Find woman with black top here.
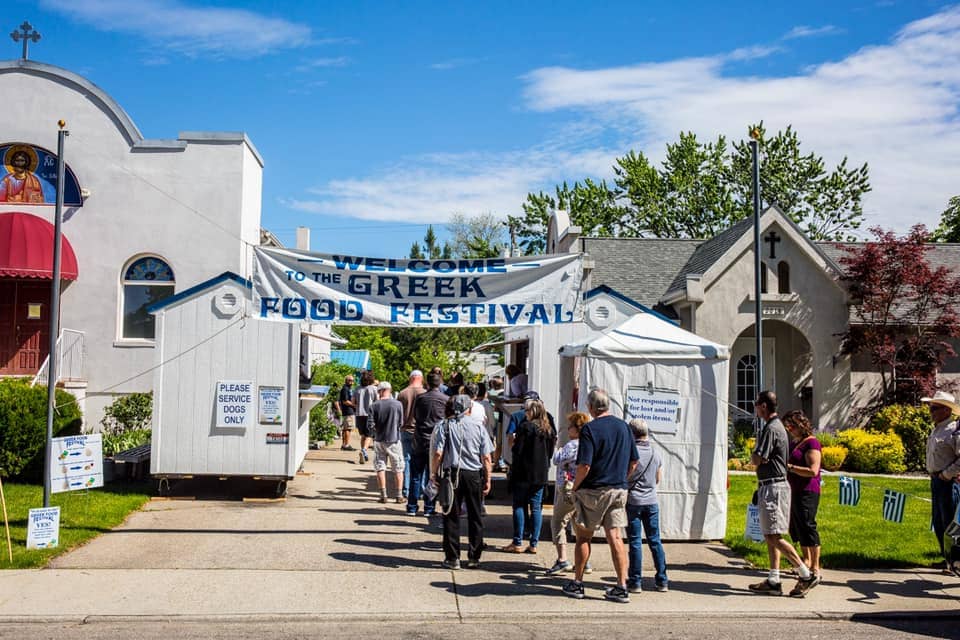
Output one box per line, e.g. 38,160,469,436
501,399,557,553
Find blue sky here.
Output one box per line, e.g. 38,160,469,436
10,0,960,256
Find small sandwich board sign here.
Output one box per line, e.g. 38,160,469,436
27,506,61,549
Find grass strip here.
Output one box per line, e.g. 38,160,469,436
0,481,150,569
724,474,943,569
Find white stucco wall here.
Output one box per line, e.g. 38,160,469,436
691,220,851,429
1,61,262,428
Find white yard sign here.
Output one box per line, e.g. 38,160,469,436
51,433,104,493
624,385,682,435
26,506,61,549
215,380,255,428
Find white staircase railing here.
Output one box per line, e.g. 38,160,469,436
31,329,85,387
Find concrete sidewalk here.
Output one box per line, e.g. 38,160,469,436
0,448,958,623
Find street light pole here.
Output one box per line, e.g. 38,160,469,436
43,121,68,509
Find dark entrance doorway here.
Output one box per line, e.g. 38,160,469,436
0,280,50,375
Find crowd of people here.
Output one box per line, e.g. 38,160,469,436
327,368,960,602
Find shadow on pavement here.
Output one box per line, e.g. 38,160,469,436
845,577,960,602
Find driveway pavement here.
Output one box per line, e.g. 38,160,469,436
0,448,957,622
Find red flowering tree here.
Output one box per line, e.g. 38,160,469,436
839,225,960,408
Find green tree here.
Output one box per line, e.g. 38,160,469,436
516,123,871,252
446,212,506,258
409,225,453,259
932,195,960,242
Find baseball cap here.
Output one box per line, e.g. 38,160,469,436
409,369,423,379
522,390,540,401
377,381,392,392
452,394,472,417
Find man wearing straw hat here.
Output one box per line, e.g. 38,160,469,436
921,390,960,570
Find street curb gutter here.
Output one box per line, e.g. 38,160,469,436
1,610,958,625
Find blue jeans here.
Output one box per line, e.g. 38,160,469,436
400,431,415,497
511,484,545,547
406,448,435,514
626,503,668,588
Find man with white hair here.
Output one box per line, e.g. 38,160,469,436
369,381,405,504
922,390,960,571
563,388,638,603
625,418,668,593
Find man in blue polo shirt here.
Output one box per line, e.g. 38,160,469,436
563,388,638,603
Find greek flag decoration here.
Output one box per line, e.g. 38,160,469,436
882,489,906,523
838,475,860,506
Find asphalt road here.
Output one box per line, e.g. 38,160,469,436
1,617,957,640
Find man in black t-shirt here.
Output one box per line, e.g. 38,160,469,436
406,373,448,516
337,375,356,451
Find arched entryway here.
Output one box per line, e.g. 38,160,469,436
730,319,813,422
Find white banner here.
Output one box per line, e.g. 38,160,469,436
253,247,584,327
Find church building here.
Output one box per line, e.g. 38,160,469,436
536,207,960,429
0,53,263,426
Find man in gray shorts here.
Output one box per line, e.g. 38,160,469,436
749,390,818,597
562,389,638,603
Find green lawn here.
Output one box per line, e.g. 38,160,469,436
0,481,151,569
724,474,943,570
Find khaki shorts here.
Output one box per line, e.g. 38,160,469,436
341,415,356,430
574,487,628,533
758,481,791,535
373,441,404,472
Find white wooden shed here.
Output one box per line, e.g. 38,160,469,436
148,272,313,492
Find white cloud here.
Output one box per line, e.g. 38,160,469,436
295,57,351,72
783,25,842,40
292,6,960,234
41,0,312,57
519,5,960,234
430,57,485,70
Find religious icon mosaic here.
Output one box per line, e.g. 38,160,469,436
0,142,82,205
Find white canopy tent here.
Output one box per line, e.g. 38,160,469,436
559,310,731,540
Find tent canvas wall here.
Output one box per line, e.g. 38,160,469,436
559,310,730,540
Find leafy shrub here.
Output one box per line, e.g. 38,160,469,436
836,428,906,474
816,431,840,448
103,429,151,457
101,393,152,435
0,378,83,479
727,458,744,471
728,418,755,459
820,445,848,471
867,404,931,472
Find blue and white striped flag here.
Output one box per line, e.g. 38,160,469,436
838,475,860,506
882,489,906,523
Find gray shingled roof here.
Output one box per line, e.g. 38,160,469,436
580,236,699,308
582,228,960,311
663,217,755,297
819,242,960,276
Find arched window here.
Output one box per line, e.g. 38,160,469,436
778,261,791,293
736,354,758,414
760,265,768,294
120,256,175,340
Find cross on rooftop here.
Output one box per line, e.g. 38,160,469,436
10,21,41,60
764,230,781,259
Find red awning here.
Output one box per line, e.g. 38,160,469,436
0,212,78,280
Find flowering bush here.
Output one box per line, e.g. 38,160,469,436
868,404,931,472
820,445,848,471
836,428,906,474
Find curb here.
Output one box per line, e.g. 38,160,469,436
1,609,958,625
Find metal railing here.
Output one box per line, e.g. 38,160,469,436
31,328,85,387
